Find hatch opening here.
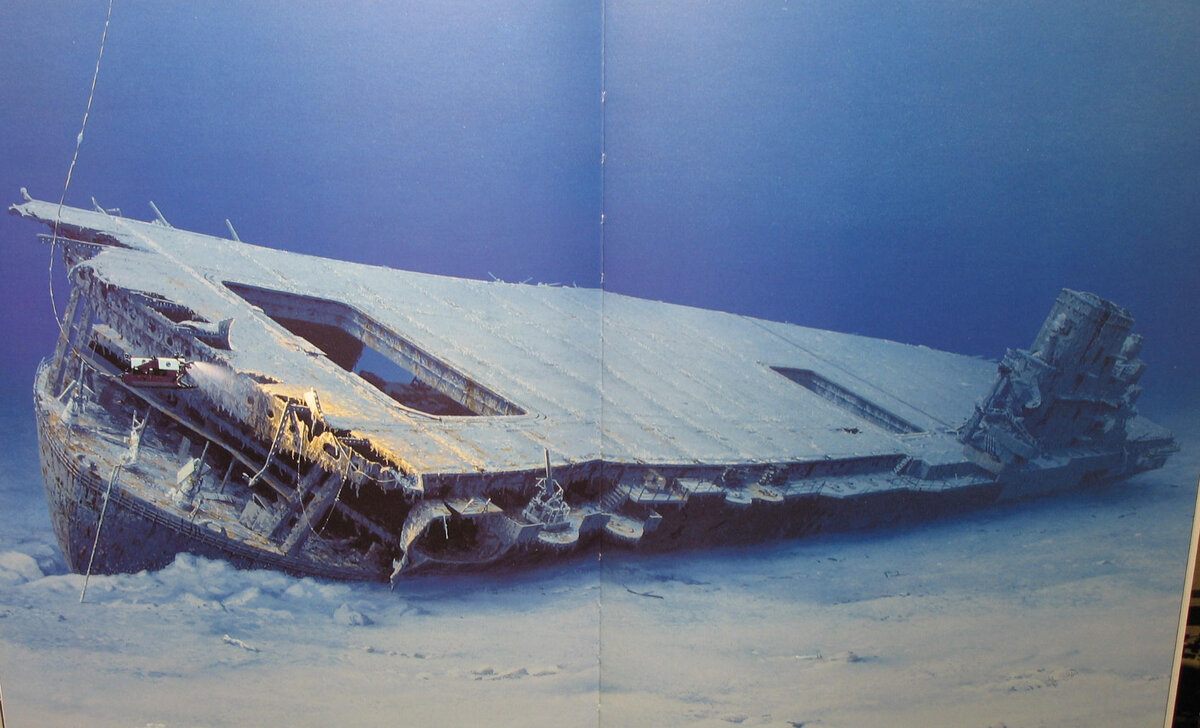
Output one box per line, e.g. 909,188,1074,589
771,367,922,435
225,282,524,417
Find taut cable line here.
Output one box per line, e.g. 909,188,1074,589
49,0,115,338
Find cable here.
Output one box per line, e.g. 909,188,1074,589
80,464,121,603
49,0,116,335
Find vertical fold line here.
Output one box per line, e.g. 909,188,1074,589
597,4,609,726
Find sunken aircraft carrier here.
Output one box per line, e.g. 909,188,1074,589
10,191,1178,583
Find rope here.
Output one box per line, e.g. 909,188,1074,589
49,0,115,337
80,463,121,603
248,405,294,487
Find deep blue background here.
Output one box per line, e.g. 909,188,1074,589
602,1,1200,397
2,1,1197,413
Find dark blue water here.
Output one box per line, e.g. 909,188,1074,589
1,1,1197,409
602,1,1200,390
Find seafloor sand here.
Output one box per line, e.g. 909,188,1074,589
1,394,1196,728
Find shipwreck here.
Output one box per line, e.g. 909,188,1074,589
10,190,1178,583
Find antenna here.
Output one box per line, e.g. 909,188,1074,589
148,200,172,227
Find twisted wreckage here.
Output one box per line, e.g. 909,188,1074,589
11,191,1177,583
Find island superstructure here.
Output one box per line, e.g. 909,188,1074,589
10,191,1177,582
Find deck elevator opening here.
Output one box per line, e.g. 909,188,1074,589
224,281,524,417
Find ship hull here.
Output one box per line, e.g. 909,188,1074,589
629,482,1006,551
34,366,372,582
10,197,1178,583
29,367,1166,582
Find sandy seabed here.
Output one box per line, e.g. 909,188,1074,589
1,396,1196,728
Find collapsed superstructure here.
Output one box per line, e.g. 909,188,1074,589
10,191,1178,582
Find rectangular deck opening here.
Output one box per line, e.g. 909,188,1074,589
225,282,524,417
771,367,922,435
